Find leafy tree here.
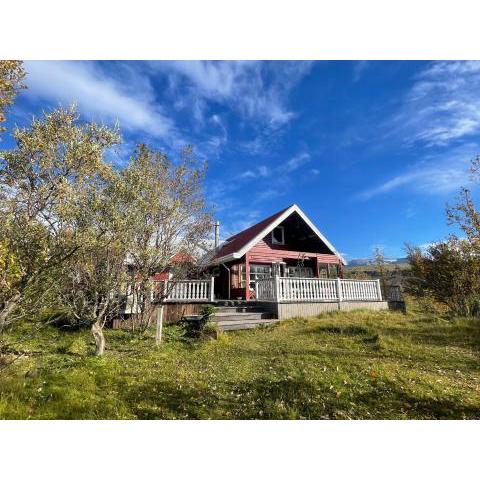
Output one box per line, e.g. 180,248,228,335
406,237,480,316
119,144,212,331
0,61,26,135
372,246,388,294
56,173,129,354
0,106,120,334
407,154,480,316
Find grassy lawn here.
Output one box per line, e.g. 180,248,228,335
1,301,480,419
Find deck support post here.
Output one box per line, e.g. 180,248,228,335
336,277,342,304
210,276,215,302
245,253,251,301
375,279,382,301
273,275,280,302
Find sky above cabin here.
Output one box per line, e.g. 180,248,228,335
3,60,479,260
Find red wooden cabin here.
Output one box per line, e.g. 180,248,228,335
204,204,346,300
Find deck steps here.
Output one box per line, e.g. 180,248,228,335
212,304,279,332
218,318,280,331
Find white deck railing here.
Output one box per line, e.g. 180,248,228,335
153,278,214,302
255,277,382,302
255,278,277,301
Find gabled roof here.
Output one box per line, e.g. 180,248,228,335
208,204,346,265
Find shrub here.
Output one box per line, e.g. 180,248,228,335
406,237,480,317
180,304,217,339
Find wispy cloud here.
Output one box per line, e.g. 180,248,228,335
24,61,177,142
283,152,311,172
352,61,369,82
158,61,312,128
395,60,480,147
240,165,270,179
357,144,476,200
358,61,480,201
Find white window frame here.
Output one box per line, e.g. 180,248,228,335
240,264,272,288
271,225,285,245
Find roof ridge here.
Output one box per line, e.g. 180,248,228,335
225,205,293,241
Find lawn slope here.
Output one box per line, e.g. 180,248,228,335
1,304,480,419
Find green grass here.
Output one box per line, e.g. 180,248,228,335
1,301,480,419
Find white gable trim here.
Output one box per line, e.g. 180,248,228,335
212,204,347,265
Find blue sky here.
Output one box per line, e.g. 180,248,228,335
4,60,480,260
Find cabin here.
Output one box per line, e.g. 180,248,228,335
115,204,388,330
204,204,346,300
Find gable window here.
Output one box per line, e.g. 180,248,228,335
271,226,285,245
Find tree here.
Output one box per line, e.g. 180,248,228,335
56,172,129,355
372,246,387,294
119,144,212,331
0,61,26,135
406,237,480,316
0,105,120,332
406,154,480,316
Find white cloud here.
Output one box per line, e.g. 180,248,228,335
398,60,480,147
357,144,476,200
240,164,270,179
157,61,312,128
24,61,176,141
258,165,269,177
359,61,480,201
283,152,311,172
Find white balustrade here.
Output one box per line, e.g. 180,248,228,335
255,278,276,301
255,277,382,302
153,277,214,302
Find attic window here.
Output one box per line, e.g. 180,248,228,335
271,226,285,245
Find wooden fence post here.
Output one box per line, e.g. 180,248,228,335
210,276,215,302
155,304,164,345
375,279,382,301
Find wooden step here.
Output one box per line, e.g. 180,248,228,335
212,312,272,321
214,306,267,314
217,318,280,331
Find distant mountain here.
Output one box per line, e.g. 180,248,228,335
347,257,408,267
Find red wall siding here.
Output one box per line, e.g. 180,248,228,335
249,237,341,264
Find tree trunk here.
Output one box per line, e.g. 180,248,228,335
91,320,105,356
0,293,21,331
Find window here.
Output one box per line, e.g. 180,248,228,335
328,264,339,278
271,226,285,245
240,264,272,287
286,266,314,278
318,264,328,278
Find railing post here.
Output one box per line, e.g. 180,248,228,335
336,277,342,303
210,277,215,302
163,279,168,300
255,281,259,300
375,279,382,301
273,275,280,302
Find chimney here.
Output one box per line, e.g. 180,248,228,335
214,221,220,248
